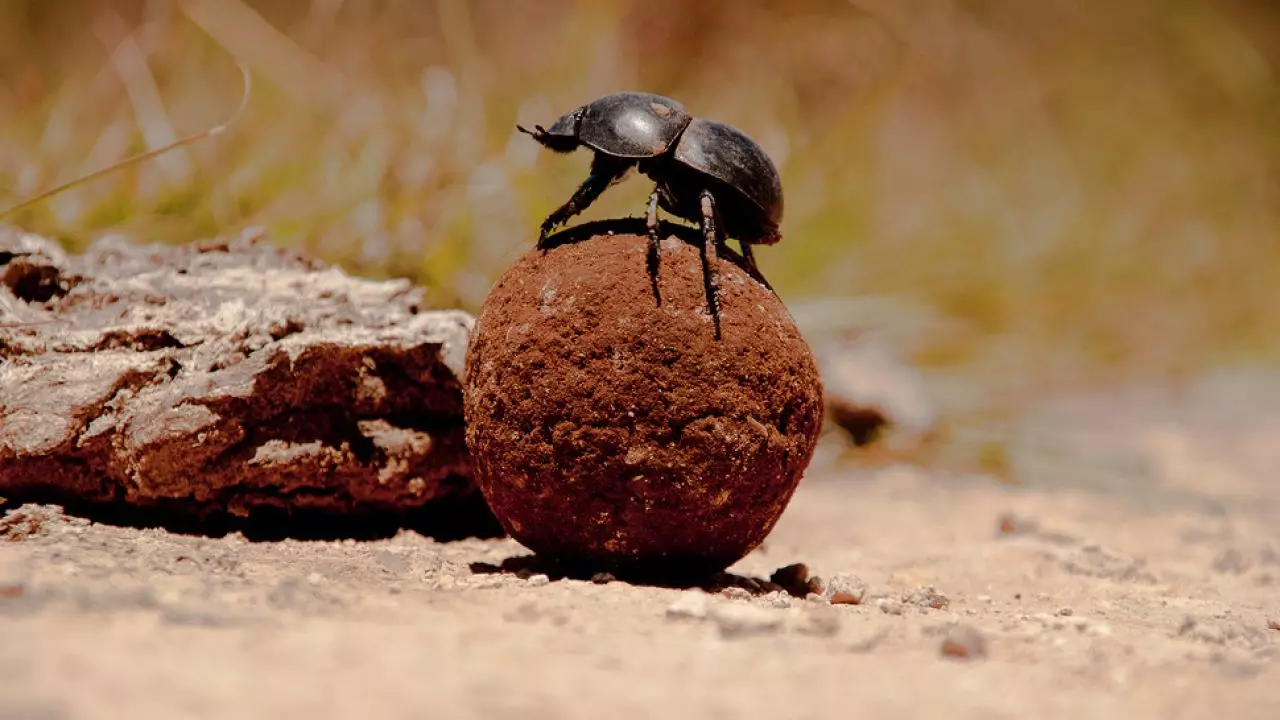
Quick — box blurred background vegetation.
[2,0,1278,459]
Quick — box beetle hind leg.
[738,241,775,293]
[697,189,724,341]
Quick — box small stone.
[375,549,411,575]
[590,572,616,584]
[721,586,753,601]
[709,602,783,638]
[527,573,550,587]
[1267,618,1279,631]
[822,573,866,604]
[759,581,785,595]
[469,575,505,590]
[1056,607,1074,617]
[770,563,818,596]
[940,624,988,660]
[904,585,949,610]
[996,513,1038,536]
[876,598,904,616]
[666,592,710,620]
[0,583,24,599]
[770,563,810,587]
[759,591,792,609]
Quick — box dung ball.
[463,221,823,579]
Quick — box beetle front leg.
[537,155,632,249]
[698,189,723,341]
[645,187,662,306]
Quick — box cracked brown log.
[0,226,500,538]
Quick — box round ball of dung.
[463,223,824,579]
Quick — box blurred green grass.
[2,0,1278,398]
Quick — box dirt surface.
[0,228,493,538]
[465,224,823,575]
[2,372,1279,719]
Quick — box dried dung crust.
[464,222,823,576]
[0,227,496,537]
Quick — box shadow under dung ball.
[463,220,824,579]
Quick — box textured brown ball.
[463,221,823,578]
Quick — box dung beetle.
[517,91,784,338]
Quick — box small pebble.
[996,513,1038,536]
[769,563,823,597]
[770,563,810,588]
[1056,607,1074,617]
[527,573,550,587]
[666,592,710,620]
[876,598,904,616]
[469,575,505,589]
[759,591,792,609]
[721,586,753,601]
[1267,618,1279,631]
[709,602,783,638]
[940,624,988,660]
[903,585,949,610]
[823,573,866,604]
[590,572,616,585]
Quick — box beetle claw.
[536,221,555,250]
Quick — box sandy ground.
[2,377,1279,719]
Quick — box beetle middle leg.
[645,187,662,306]
[698,189,724,340]
[537,154,633,248]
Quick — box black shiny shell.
[547,91,693,159]
[673,118,784,227]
